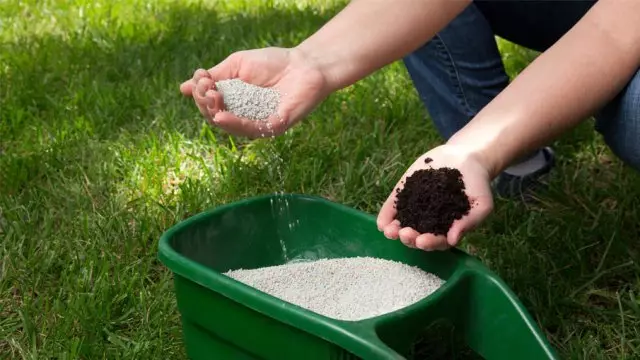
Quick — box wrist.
[445,134,504,181]
[292,43,350,93]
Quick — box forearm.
[294,0,470,91]
[448,0,640,178]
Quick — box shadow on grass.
[0,3,338,134]
[0,2,343,195]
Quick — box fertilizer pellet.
[214,78,280,121]
[224,257,445,321]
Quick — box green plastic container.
[158,193,558,360]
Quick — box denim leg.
[403,1,597,140]
[474,0,596,52]
[595,70,640,172]
[403,4,510,140]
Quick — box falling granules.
[224,257,445,321]
[214,78,281,121]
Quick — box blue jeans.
[403,1,640,171]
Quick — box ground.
[1,0,639,359]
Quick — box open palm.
[180,47,329,138]
[377,145,494,251]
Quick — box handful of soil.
[394,158,471,235]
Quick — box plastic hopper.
[157,193,558,360]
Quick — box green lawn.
[1,0,639,359]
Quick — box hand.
[376,145,494,251]
[180,47,329,138]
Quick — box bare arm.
[447,0,640,178]
[295,0,471,92]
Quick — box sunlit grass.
[1,0,639,359]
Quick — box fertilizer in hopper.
[224,257,445,321]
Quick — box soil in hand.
[394,158,471,235]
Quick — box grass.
[1,0,639,358]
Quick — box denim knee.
[403,40,474,140]
[402,4,509,140]
[595,70,640,172]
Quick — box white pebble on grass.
[215,78,280,121]
[224,257,445,321]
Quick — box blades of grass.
[617,291,626,359]
[17,309,36,355]
[596,231,617,274]
[570,261,635,298]
[626,289,640,318]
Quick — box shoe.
[491,147,555,200]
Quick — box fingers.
[182,58,288,139]
[194,68,210,82]
[182,52,240,98]
[398,228,449,251]
[446,196,493,246]
[212,112,287,139]
[194,77,214,119]
[411,197,493,251]
[380,206,486,252]
[376,192,399,231]
[396,211,481,251]
[415,233,450,251]
[383,220,400,240]
[189,77,289,138]
[207,52,241,81]
[398,227,420,248]
[210,112,256,137]
[377,190,405,241]
[179,80,194,96]
[377,200,462,251]
[205,89,224,115]
[180,69,210,96]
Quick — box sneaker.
[491,147,556,200]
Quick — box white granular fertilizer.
[215,78,280,121]
[224,257,445,321]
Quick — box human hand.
[179,47,329,138]
[376,145,494,251]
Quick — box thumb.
[180,69,211,96]
[207,52,242,82]
[446,221,466,247]
[446,196,493,246]
[179,80,195,96]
